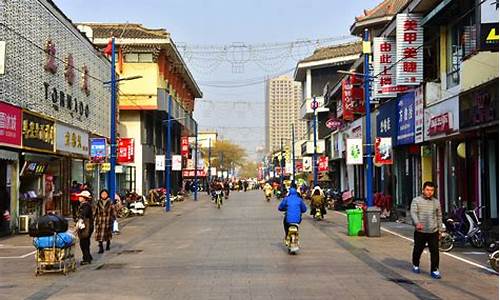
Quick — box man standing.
[410,181,443,279]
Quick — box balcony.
[300,139,326,156]
[300,96,329,119]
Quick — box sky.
[54,0,382,161]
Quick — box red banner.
[342,75,364,121]
[180,136,189,158]
[117,138,134,163]
[375,137,393,165]
[318,156,329,172]
[182,169,206,178]
[295,161,303,173]
[0,102,22,147]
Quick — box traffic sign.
[311,98,319,110]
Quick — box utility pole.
[292,123,296,182]
[208,138,211,182]
[109,37,117,203]
[280,138,284,185]
[165,93,172,212]
[194,123,198,201]
[312,97,318,187]
[363,28,374,207]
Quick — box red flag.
[103,39,113,57]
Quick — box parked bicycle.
[439,205,487,252]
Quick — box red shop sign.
[428,112,453,136]
[0,102,22,147]
[295,161,303,173]
[181,136,189,158]
[342,75,364,121]
[117,138,134,163]
[318,156,329,172]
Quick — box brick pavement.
[0,191,497,300]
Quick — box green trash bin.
[346,208,363,236]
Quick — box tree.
[238,161,259,179]
[209,140,247,171]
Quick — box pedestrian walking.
[94,189,115,253]
[410,181,443,279]
[76,190,93,265]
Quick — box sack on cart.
[33,231,75,249]
[36,247,74,262]
[29,214,68,237]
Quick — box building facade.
[0,0,112,235]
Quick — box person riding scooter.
[310,186,327,220]
[263,183,273,201]
[278,183,307,244]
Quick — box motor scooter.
[285,223,300,254]
[487,241,499,272]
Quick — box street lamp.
[312,97,318,187]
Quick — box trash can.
[365,207,381,237]
[346,208,363,236]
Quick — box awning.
[0,149,18,161]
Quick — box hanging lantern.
[457,142,466,159]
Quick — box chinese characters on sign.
[318,156,329,172]
[375,137,393,165]
[428,112,453,136]
[181,136,189,158]
[396,14,423,85]
[117,138,134,163]
[22,111,55,152]
[55,123,89,156]
[44,40,57,74]
[342,75,364,121]
[373,37,397,98]
[396,93,415,145]
[414,86,424,143]
[0,102,22,147]
[155,155,165,171]
[172,155,182,171]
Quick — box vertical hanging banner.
[318,156,329,172]
[373,37,397,98]
[346,138,363,165]
[414,85,424,143]
[155,155,165,171]
[180,136,189,158]
[117,138,134,163]
[342,75,364,120]
[302,157,312,172]
[396,14,424,85]
[172,155,182,171]
[375,137,393,165]
[90,138,107,163]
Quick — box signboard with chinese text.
[295,160,303,173]
[375,137,393,165]
[180,136,189,158]
[396,93,415,145]
[376,99,396,140]
[172,155,182,171]
[90,138,106,163]
[55,123,89,156]
[346,138,363,165]
[302,157,312,172]
[155,155,165,171]
[342,75,364,121]
[428,112,453,136]
[396,14,424,85]
[318,156,329,172]
[373,37,397,98]
[414,86,424,143]
[22,111,55,152]
[117,138,134,163]
[0,102,22,147]
[424,96,459,141]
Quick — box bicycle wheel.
[471,232,485,248]
[439,233,454,252]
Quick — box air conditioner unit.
[18,215,31,233]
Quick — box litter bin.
[365,207,381,237]
[346,208,363,236]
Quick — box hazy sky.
[54,0,382,160]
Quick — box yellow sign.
[85,163,95,171]
[486,28,499,42]
[101,163,111,172]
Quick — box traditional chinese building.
[0,0,112,234]
[77,23,203,196]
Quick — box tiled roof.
[78,23,169,40]
[300,41,362,63]
[355,0,409,22]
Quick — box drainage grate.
[387,278,415,285]
[95,263,126,270]
[117,249,143,255]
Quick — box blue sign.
[90,138,107,162]
[376,99,396,140]
[396,92,415,145]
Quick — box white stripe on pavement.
[332,211,498,274]
[0,250,36,259]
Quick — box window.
[124,52,154,63]
[124,53,139,62]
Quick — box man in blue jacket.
[278,183,307,241]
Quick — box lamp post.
[312,97,318,187]
[292,123,296,182]
[280,138,284,185]
[363,28,374,207]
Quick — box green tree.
[238,161,259,178]
[210,140,247,170]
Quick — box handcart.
[34,232,77,276]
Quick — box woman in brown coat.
[94,189,115,253]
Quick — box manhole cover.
[117,249,143,255]
[95,263,126,270]
[387,278,415,285]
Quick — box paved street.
[0,191,498,300]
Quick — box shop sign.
[172,155,182,171]
[90,138,107,163]
[346,138,363,165]
[480,1,499,51]
[43,82,90,119]
[342,75,364,121]
[428,112,453,136]
[396,92,415,145]
[180,136,189,158]
[186,159,194,169]
[0,41,5,75]
[295,160,303,173]
[302,157,312,172]
[396,14,424,85]
[414,86,424,143]
[318,156,329,172]
[55,123,89,156]
[376,99,396,139]
[20,161,48,176]
[100,163,111,172]
[210,167,217,176]
[373,37,397,98]
[85,163,95,171]
[182,169,206,178]
[155,155,165,171]
[117,138,134,163]
[22,111,55,152]
[375,137,393,165]
[459,84,498,129]
[0,102,22,147]
[326,117,343,131]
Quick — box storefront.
[458,80,499,222]
[0,102,22,236]
[375,98,397,201]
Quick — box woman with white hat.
[76,190,94,265]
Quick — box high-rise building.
[265,75,306,154]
